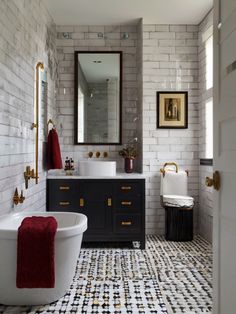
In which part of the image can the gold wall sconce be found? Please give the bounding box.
[13,188,25,205]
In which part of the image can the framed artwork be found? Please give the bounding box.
[156,91,188,129]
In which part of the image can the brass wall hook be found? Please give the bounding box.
[47,119,56,134]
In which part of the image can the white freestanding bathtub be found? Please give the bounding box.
[0,211,87,305]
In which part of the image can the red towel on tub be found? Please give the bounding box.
[16,216,58,288]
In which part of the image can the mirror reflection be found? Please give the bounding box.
[75,52,122,144]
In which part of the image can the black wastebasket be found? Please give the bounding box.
[165,206,193,241]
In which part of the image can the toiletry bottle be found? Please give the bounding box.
[70,158,74,170]
[64,157,69,170]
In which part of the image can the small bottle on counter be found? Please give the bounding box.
[64,157,69,170]
[64,157,74,175]
[70,158,74,170]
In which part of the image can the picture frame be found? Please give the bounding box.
[156,91,188,129]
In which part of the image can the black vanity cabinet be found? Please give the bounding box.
[47,178,145,249]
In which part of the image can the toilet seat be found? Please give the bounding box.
[162,195,194,208]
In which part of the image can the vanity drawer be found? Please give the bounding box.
[114,214,141,234]
[115,196,141,212]
[47,180,79,211]
[116,182,141,196]
[53,200,77,212]
[48,180,76,195]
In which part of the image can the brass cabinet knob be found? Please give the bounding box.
[59,186,70,190]
[80,198,84,207]
[121,221,132,226]
[121,201,132,205]
[205,171,220,191]
[59,201,70,206]
[107,198,112,207]
[121,186,132,190]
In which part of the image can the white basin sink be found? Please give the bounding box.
[78,160,116,177]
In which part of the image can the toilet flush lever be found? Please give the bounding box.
[205,171,221,191]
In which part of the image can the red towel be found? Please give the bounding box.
[16,216,58,288]
[47,128,63,170]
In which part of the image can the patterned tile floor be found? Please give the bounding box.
[0,235,212,314]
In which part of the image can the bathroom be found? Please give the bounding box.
[1,0,236,313]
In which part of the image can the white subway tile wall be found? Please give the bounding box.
[142,24,199,234]
[136,19,143,173]
[198,10,213,242]
[56,24,142,172]
[0,0,57,215]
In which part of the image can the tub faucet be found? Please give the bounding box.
[13,188,25,205]
[24,166,36,189]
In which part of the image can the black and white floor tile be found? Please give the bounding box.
[0,236,212,314]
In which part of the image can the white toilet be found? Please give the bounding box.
[160,162,194,241]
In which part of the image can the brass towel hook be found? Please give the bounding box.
[47,119,56,134]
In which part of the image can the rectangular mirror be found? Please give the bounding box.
[74,51,122,145]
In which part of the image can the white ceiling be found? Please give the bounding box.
[44,0,213,26]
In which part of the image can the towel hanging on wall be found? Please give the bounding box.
[47,128,63,170]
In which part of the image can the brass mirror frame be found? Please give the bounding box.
[74,51,122,145]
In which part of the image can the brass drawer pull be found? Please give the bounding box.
[121,221,132,226]
[59,201,70,206]
[121,186,132,190]
[121,201,132,205]
[107,198,112,207]
[59,186,70,190]
[80,198,84,207]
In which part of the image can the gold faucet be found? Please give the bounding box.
[24,166,36,189]
[103,152,108,158]
[88,152,93,158]
[13,188,25,205]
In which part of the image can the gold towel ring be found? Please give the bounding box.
[160,162,179,177]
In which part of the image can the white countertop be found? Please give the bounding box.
[47,170,145,179]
